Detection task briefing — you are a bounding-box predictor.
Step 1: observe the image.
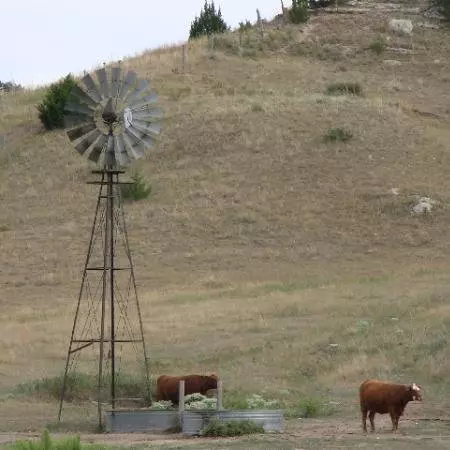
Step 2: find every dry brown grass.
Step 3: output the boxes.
[2,0,450,435]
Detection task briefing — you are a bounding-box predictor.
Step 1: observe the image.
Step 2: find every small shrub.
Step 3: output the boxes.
[251,103,264,112]
[285,397,322,418]
[289,0,309,24]
[37,74,76,130]
[368,36,387,54]
[200,419,264,437]
[324,127,353,142]
[120,170,152,201]
[325,82,363,96]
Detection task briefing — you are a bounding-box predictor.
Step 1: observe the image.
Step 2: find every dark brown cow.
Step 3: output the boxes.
[155,374,218,405]
[359,379,422,432]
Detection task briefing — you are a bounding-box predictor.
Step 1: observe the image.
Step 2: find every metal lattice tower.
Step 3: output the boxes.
[58,65,161,428]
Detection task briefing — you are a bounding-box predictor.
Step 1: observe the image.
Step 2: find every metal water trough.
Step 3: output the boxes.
[104,379,283,434]
[181,409,284,436]
[105,409,179,433]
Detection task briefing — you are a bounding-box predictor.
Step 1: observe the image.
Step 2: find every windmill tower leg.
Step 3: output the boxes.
[58,172,106,424]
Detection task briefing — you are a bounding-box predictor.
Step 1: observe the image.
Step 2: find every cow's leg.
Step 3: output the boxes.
[394,414,400,431]
[389,409,397,432]
[361,406,368,432]
[368,411,376,432]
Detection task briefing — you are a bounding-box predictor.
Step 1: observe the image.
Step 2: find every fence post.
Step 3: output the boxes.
[178,380,185,428]
[256,9,264,41]
[216,378,223,411]
[182,45,187,73]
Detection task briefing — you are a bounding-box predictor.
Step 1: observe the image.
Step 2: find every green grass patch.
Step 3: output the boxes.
[200,419,264,437]
[284,397,336,419]
[14,372,152,403]
[4,429,110,450]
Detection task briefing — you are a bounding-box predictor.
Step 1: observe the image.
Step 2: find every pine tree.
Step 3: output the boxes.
[189,1,229,40]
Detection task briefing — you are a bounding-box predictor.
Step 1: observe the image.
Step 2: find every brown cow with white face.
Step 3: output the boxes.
[359,379,422,432]
[155,374,218,405]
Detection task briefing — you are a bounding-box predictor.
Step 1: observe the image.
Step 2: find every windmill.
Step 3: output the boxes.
[57,64,161,428]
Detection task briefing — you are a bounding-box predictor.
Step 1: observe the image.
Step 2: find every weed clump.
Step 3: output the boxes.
[368,36,387,55]
[324,127,353,142]
[325,82,363,96]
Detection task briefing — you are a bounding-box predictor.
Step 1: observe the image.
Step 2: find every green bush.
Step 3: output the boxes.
[368,36,387,54]
[324,127,353,142]
[325,82,363,96]
[289,0,309,24]
[189,1,229,40]
[37,74,75,130]
[120,170,152,201]
[200,419,264,437]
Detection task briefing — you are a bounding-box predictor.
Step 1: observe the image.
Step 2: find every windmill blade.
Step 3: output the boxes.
[65,101,95,118]
[131,109,163,121]
[64,112,92,129]
[118,70,137,100]
[113,134,130,166]
[124,125,156,152]
[95,67,110,99]
[74,129,102,155]
[87,134,108,163]
[81,73,103,102]
[69,84,99,109]
[110,66,122,99]
[128,93,158,111]
[130,120,160,139]
[124,79,149,104]
[67,122,97,142]
[123,130,144,160]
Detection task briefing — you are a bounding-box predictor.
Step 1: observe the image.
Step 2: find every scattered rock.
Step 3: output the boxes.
[411,197,437,215]
[390,188,400,196]
[388,18,413,36]
[383,59,402,67]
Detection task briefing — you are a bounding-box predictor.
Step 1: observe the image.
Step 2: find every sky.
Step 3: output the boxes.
[1,0,281,88]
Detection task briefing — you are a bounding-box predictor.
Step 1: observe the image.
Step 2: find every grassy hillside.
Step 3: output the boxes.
[1,0,450,438]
